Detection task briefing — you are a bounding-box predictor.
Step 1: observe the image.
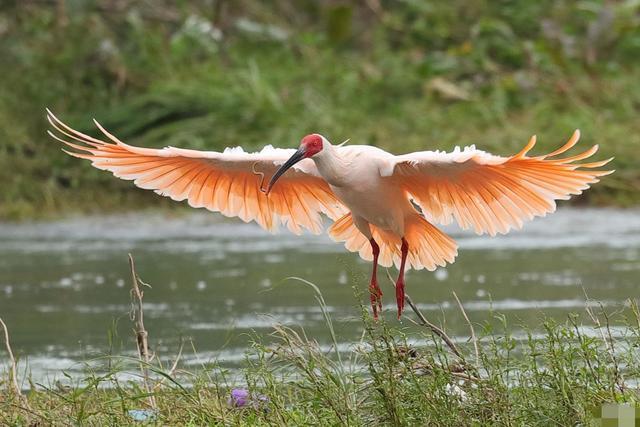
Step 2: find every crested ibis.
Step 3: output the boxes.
[46,109,613,319]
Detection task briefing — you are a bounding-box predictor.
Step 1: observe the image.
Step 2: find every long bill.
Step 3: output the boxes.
[265,147,306,194]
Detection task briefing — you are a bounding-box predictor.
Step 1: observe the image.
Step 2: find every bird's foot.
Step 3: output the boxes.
[369,279,383,320]
[395,278,405,319]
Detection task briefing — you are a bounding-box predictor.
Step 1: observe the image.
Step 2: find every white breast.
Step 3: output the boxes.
[314,145,413,234]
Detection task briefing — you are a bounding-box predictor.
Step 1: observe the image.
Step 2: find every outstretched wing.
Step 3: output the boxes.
[47,110,346,234]
[388,131,613,235]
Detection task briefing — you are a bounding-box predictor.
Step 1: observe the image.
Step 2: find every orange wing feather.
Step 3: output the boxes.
[329,212,458,271]
[392,130,613,236]
[47,110,346,234]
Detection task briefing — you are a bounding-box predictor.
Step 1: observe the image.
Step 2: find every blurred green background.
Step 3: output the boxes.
[1,0,638,220]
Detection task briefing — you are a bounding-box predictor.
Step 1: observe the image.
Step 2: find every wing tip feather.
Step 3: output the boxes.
[514,134,537,158]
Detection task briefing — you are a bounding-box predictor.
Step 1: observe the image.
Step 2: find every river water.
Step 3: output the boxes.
[0,208,638,384]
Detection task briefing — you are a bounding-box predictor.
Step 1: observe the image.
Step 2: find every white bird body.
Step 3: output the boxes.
[313,142,410,236]
[46,109,613,318]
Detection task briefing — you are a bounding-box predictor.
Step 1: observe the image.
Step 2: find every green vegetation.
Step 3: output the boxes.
[2,279,640,425]
[1,1,639,220]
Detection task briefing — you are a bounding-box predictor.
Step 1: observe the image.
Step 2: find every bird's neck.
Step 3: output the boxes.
[312,143,348,187]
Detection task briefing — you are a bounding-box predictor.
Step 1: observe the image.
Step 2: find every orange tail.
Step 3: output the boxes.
[328,213,458,271]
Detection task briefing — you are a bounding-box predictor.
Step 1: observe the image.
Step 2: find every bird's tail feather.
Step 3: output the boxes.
[328,213,458,271]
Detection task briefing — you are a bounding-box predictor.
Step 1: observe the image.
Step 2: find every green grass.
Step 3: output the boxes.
[2,280,640,426]
[1,1,639,220]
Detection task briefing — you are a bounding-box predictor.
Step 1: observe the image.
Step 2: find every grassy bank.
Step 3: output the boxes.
[1,1,639,220]
[2,303,639,425]
[2,276,640,425]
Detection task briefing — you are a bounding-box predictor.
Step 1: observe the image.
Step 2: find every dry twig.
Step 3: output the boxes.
[128,253,157,409]
[153,340,184,392]
[453,291,479,365]
[384,270,463,359]
[0,318,30,411]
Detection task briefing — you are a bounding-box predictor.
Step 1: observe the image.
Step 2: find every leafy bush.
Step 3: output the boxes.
[1,1,637,219]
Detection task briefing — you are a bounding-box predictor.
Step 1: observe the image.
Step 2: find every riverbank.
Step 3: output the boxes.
[2,294,639,426]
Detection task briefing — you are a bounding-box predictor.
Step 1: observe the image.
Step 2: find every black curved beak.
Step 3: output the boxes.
[266,147,306,194]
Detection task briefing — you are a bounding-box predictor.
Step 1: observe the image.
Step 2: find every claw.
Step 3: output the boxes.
[369,279,383,319]
[369,238,382,320]
[370,286,379,319]
[395,278,405,319]
[395,237,409,319]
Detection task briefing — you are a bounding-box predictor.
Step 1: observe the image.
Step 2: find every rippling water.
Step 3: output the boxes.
[1,208,639,384]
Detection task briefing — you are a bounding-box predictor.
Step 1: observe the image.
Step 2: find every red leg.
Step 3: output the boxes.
[395,238,409,319]
[369,238,383,319]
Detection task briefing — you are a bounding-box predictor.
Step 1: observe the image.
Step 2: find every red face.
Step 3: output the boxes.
[265,133,324,194]
[301,134,323,158]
